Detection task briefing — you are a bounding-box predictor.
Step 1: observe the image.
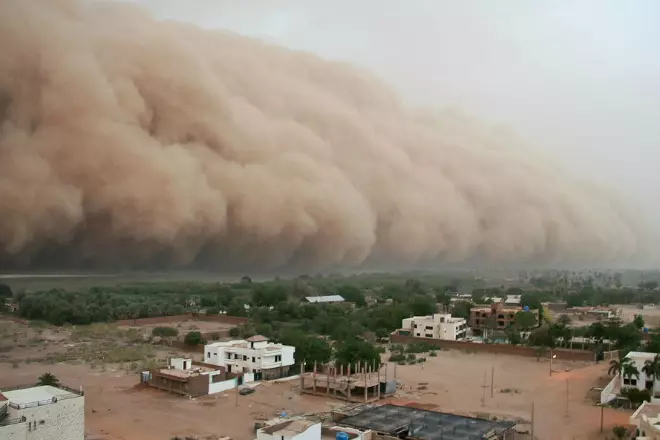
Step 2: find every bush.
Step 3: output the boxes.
[406,342,436,353]
[389,353,406,362]
[429,351,437,357]
[151,327,178,338]
[229,327,240,337]
[406,353,416,361]
[184,331,205,346]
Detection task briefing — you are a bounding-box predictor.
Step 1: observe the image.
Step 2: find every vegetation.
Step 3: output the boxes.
[184,331,205,346]
[36,372,60,387]
[611,425,629,440]
[151,327,178,338]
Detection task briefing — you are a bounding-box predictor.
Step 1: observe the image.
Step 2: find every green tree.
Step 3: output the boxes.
[151,327,178,337]
[608,357,629,376]
[408,295,436,316]
[451,300,473,320]
[633,314,645,330]
[622,362,640,387]
[184,331,205,346]
[514,311,537,330]
[37,373,60,387]
[556,314,572,327]
[643,354,660,396]
[611,425,628,440]
[337,285,366,307]
[334,338,381,370]
[0,283,12,300]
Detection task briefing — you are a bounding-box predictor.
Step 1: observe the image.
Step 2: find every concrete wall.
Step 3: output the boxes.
[7,396,85,440]
[390,333,595,361]
[208,377,236,394]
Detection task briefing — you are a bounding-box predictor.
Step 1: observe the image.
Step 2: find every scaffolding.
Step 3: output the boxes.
[299,361,396,403]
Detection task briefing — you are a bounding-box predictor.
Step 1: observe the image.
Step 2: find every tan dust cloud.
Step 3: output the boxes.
[0,0,652,270]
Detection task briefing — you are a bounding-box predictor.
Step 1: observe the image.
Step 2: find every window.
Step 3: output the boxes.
[425,334,433,338]
[413,324,418,328]
[275,355,282,362]
[425,326,433,330]
[252,357,256,363]
[207,352,211,359]
[225,353,232,359]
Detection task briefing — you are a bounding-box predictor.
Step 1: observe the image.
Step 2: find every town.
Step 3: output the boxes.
[1,270,660,440]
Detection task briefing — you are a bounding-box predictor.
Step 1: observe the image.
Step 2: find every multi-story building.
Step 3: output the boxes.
[205,335,296,380]
[401,313,468,340]
[620,352,660,400]
[469,302,539,330]
[0,384,84,440]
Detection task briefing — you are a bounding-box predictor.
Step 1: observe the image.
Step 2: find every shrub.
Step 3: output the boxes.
[229,327,240,337]
[184,331,205,346]
[429,351,437,357]
[152,327,178,338]
[389,353,406,362]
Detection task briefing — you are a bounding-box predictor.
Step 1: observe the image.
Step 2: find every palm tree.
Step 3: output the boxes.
[622,362,640,388]
[608,357,630,376]
[642,354,660,396]
[36,373,60,387]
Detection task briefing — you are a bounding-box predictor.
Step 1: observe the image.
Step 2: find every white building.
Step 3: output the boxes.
[0,384,84,440]
[401,313,468,340]
[205,335,296,380]
[256,418,371,440]
[304,295,345,304]
[621,352,660,399]
[630,401,660,439]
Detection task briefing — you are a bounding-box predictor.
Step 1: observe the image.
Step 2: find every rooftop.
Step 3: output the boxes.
[260,419,318,435]
[626,352,660,360]
[305,295,345,303]
[338,404,516,440]
[247,335,269,342]
[157,364,218,379]
[1,385,80,406]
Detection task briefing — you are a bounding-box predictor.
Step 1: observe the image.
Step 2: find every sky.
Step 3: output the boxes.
[128,0,660,214]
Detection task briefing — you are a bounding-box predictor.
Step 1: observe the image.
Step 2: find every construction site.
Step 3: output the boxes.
[298,362,398,403]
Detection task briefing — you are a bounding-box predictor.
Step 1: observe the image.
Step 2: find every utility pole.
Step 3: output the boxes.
[481,371,488,407]
[600,405,604,433]
[565,379,569,417]
[490,366,494,398]
[530,401,535,440]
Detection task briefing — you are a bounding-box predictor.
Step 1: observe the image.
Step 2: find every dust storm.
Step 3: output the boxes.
[0,0,651,270]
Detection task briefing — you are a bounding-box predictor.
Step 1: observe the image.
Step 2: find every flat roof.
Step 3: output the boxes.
[338,404,515,440]
[1,386,78,405]
[626,352,659,360]
[305,295,345,303]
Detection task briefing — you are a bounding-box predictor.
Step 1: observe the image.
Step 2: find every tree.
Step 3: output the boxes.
[37,373,60,387]
[451,300,473,320]
[622,362,640,387]
[611,425,628,440]
[643,354,660,395]
[556,314,572,327]
[337,285,366,307]
[608,357,631,376]
[0,283,12,300]
[528,326,556,348]
[514,311,537,330]
[241,276,252,284]
[633,314,645,330]
[334,338,381,370]
[151,327,178,337]
[408,295,436,316]
[184,331,205,346]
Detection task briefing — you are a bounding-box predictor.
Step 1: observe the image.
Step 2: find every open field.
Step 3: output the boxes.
[117,318,236,337]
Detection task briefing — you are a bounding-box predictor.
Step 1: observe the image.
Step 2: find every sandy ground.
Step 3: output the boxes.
[0,317,634,440]
[391,350,632,440]
[118,319,235,337]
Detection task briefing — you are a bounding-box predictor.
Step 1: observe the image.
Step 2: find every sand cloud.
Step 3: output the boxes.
[0,0,653,270]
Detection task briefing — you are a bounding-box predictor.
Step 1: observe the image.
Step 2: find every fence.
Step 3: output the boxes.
[115,313,249,326]
[390,333,595,361]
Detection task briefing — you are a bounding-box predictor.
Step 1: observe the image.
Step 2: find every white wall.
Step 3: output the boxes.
[6,396,85,440]
[170,358,192,370]
[256,421,321,440]
[208,377,237,394]
[205,341,295,374]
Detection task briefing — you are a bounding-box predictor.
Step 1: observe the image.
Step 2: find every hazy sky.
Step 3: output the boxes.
[129,0,660,213]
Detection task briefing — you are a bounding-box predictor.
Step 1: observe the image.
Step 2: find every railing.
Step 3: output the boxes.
[2,383,83,410]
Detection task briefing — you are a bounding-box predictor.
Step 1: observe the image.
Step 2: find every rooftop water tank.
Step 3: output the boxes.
[336,432,350,440]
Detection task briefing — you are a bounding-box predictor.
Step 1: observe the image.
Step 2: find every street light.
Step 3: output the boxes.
[550,352,557,376]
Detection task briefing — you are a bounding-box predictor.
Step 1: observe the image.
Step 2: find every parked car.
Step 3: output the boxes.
[239,387,255,396]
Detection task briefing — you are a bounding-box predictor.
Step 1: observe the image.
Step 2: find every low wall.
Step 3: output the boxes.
[390,333,595,361]
[116,313,249,326]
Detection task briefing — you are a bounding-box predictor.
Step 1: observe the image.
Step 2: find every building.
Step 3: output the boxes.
[504,295,522,306]
[256,417,372,440]
[299,363,396,403]
[205,336,295,380]
[401,313,467,340]
[142,357,236,397]
[304,295,345,304]
[469,302,539,331]
[566,306,621,321]
[630,401,660,439]
[0,384,84,440]
[333,404,516,440]
[620,352,660,399]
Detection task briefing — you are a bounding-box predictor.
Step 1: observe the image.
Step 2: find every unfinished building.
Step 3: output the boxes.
[299,362,397,403]
[333,404,517,440]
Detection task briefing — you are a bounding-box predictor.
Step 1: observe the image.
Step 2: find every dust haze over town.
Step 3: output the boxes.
[1,0,659,273]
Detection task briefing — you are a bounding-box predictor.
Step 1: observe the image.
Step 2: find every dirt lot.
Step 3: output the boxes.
[0,318,633,440]
[391,349,632,440]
